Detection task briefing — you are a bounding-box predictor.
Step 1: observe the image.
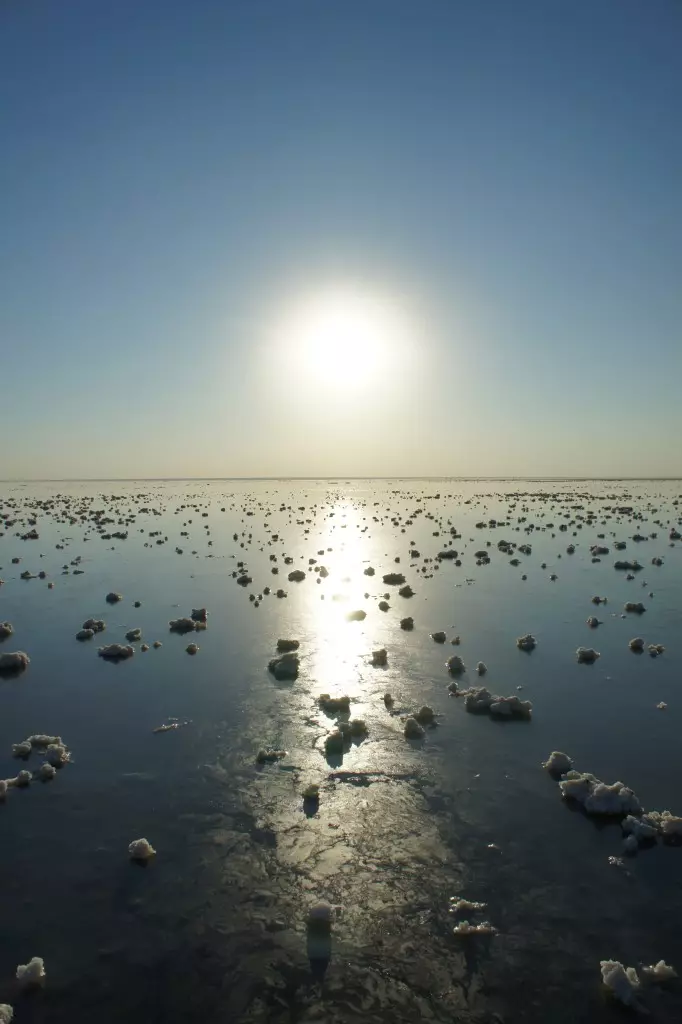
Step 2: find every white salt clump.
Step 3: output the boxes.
[16,956,46,987]
[0,1004,13,1024]
[629,637,645,651]
[600,960,640,1006]
[125,628,142,642]
[642,960,677,982]
[657,702,668,710]
[302,783,320,800]
[476,661,487,675]
[0,651,30,673]
[453,920,497,935]
[185,642,199,654]
[542,751,573,774]
[45,743,69,767]
[404,716,425,739]
[516,634,536,651]
[27,734,61,748]
[576,647,600,663]
[558,771,642,815]
[0,621,14,639]
[648,643,665,657]
[348,717,368,736]
[38,763,57,781]
[489,695,532,718]
[586,616,600,628]
[446,654,465,674]
[141,643,149,652]
[12,740,32,758]
[450,898,487,913]
[153,640,162,648]
[98,644,134,660]
[76,628,95,640]
[13,770,32,788]
[647,809,682,838]
[268,652,300,679]
[128,837,156,860]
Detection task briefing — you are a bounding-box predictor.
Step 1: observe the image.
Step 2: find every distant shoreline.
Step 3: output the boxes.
[1,477,681,484]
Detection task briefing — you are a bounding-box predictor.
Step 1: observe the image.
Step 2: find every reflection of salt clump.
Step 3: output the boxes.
[16,957,46,987]
[128,838,156,860]
[600,960,640,1006]
[453,920,496,935]
[622,834,638,854]
[542,751,573,774]
[642,960,677,982]
[404,717,425,739]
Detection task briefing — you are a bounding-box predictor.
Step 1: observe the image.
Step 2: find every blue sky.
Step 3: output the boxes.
[1,0,680,478]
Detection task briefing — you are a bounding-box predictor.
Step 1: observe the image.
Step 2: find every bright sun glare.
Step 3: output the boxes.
[278,289,404,388]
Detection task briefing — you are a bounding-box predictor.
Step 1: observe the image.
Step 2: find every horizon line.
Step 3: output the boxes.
[1,476,681,483]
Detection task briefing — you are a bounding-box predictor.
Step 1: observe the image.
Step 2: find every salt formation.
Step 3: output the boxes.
[256,748,286,763]
[452,920,497,935]
[615,560,642,571]
[414,705,435,724]
[83,618,105,632]
[0,651,30,673]
[0,1004,12,1023]
[642,961,677,982]
[185,642,199,654]
[98,644,134,660]
[648,643,665,657]
[450,897,487,913]
[371,648,387,666]
[383,572,405,585]
[646,810,682,838]
[76,628,94,640]
[308,902,332,931]
[558,772,642,815]
[302,783,320,800]
[624,602,646,614]
[622,814,659,843]
[476,661,487,675]
[324,729,345,754]
[346,609,366,621]
[576,647,600,663]
[629,636,645,651]
[0,622,13,639]
[461,687,532,719]
[383,692,393,707]
[586,617,600,628]
[38,763,56,781]
[400,616,414,630]
[16,957,46,987]
[128,838,156,860]
[268,652,300,679]
[105,592,122,603]
[446,654,465,674]
[276,638,299,652]
[516,634,536,651]
[191,608,208,622]
[591,595,607,604]
[125,628,142,642]
[288,569,306,582]
[431,631,447,643]
[600,960,640,1006]
[319,693,350,713]
[169,617,200,633]
[12,740,32,758]
[404,716,425,739]
[0,780,7,800]
[542,751,573,774]
[45,742,69,766]
[349,717,368,736]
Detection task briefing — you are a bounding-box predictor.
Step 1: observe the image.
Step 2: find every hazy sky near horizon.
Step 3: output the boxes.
[1,0,680,480]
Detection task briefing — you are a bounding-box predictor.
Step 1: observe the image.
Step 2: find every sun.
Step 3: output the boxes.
[278,289,398,388]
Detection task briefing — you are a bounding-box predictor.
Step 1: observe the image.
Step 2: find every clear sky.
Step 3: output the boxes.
[1,0,680,479]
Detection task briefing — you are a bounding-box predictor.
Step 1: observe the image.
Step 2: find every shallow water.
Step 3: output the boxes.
[1,479,681,1022]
